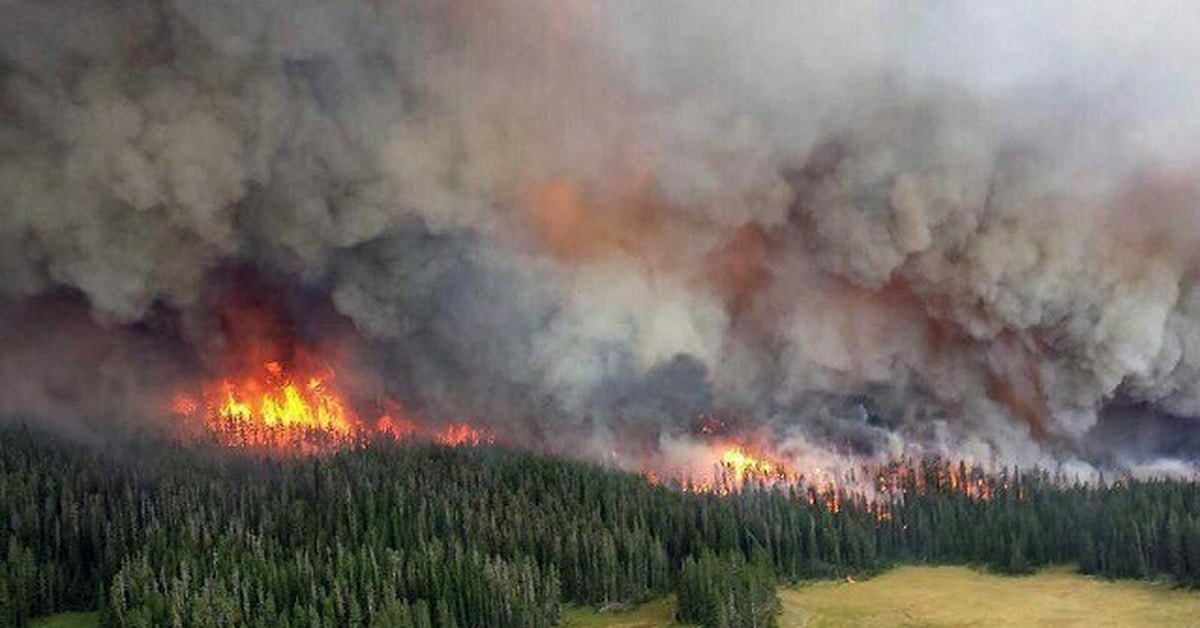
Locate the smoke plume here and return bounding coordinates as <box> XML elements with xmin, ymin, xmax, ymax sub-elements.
<box><xmin>4</xmin><ymin>0</ymin><xmax>1200</xmax><ymax>473</ymax></box>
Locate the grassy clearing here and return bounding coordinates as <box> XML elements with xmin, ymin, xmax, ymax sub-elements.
<box><xmin>30</xmin><ymin>612</ymin><xmax>99</xmax><ymax>628</ymax></box>
<box><xmin>782</xmin><ymin>565</ymin><xmax>1200</xmax><ymax>627</ymax></box>
<box><xmin>563</xmin><ymin>597</ymin><xmax>683</xmax><ymax>627</ymax></box>
<box><xmin>570</xmin><ymin>566</ymin><xmax>1200</xmax><ymax>627</ymax></box>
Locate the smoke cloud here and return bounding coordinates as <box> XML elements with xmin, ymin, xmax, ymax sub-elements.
<box><xmin>4</xmin><ymin>0</ymin><xmax>1200</xmax><ymax>473</ymax></box>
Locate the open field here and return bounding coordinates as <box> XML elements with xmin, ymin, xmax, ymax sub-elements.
<box><xmin>784</xmin><ymin>566</ymin><xmax>1200</xmax><ymax>627</ymax></box>
<box><xmin>569</xmin><ymin>566</ymin><xmax>1200</xmax><ymax>627</ymax></box>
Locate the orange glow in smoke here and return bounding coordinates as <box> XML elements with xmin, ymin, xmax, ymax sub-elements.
<box><xmin>523</xmin><ymin>178</ymin><xmax>671</xmax><ymax>265</ymax></box>
<box><xmin>375</xmin><ymin>413</ymin><xmax>418</xmax><ymax>441</ymax></box>
<box><xmin>435</xmin><ymin>423</ymin><xmax>495</xmax><ymax>447</ymax></box>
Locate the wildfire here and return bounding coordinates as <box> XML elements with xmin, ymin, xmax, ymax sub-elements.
<box><xmin>720</xmin><ymin>447</ymin><xmax>779</xmax><ymax>481</ymax></box>
<box><xmin>670</xmin><ymin>444</ymin><xmax>796</xmax><ymax>495</ymax></box>
<box><xmin>375</xmin><ymin>413</ymin><xmax>418</xmax><ymax>440</ymax></box>
<box><xmin>170</xmin><ymin>294</ymin><xmax>498</xmax><ymax>453</ymax></box>
<box><xmin>173</xmin><ymin>360</ymin><xmax>496</xmax><ymax>453</ymax></box>
<box><xmin>436</xmin><ymin>423</ymin><xmax>495</xmax><ymax>447</ymax></box>
<box><xmin>172</xmin><ymin>360</ymin><xmax>359</xmax><ymax>450</ymax></box>
<box><xmin>641</xmin><ymin>436</ymin><xmax>865</xmax><ymax>514</ymax></box>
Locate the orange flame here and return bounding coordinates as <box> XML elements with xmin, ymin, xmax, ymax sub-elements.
<box><xmin>375</xmin><ymin>414</ymin><xmax>418</xmax><ymax>440</ymax></box>
<box><xmin>173</xmin><ymin>360</ymin><xmax>359</xmax><ymax>450</ymax></box>
<box><xmin>670</xmin><ymin>444</ymin><xmax>796</xmax><ymax>495</ymax></box>
<box><xmin>720</xmin><ymin>447</ymin><xmax>777</xmax><ymax>481</ymax></box>
<box><xmin>169</xmin><ymin>296</ymin><xmax>497</xmax><ymax>453</ymax></box>
<box><xmin>435</xmin><ymin>423</ymin><xmax>496</xmax><ymax>447</ymax></box>
<box><xmin>174</xmin><ymin>368</ymin><xmax>500</xmax><ymax>453</ymax></box>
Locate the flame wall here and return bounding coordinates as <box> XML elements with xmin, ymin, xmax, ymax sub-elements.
<box><xmin>3</xmin><ymin>0</ymin><xmax>1200</xmax><ymax>474</ymax></box>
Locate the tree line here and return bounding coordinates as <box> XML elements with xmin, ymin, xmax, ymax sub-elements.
<box><xmin>4</xmin><ymin>425</ymin><xmax>1200</xmax><ymax>627</ymax></box>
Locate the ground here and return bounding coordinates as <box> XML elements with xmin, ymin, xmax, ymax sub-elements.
<box><xmin>29</xmin><ymin>612</ymin><xmax>99</xmax><ymax>628</ymax></box>
<box><xmin>564</xmin><ymin>598</ymin><xmax>681</xmax><ymax>627</ymax></box>
<box><xmin>567</xmin><ymin>566</ymin><xmax>1200</xmax><ymax>627</ymax></box>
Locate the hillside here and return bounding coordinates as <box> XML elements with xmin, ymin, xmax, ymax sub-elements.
<box><xmin>6</xmin><ymin>426</ymin><xmax>1200</xmax><ymax>627</ymax></box>
<box><xmin>36</xmin><ymin>566</ymin><xmax>1200</xmax><ymax>628</ymax></box>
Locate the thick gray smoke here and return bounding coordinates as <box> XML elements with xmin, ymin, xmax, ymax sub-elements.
<box><xmin>4</xmin><ymin>0</ymin><xmax>1200</xmax><ymax>474</ymax></box>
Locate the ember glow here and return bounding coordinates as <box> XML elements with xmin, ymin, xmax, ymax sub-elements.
<box><xmin>635</xmin><ymin>434</ymin><xmax>1010</xmax><ymax>516</ymax></box>
<box><xmin>373</xmin><ymin>414</ymin><xmax>496</xmax><ymax>448</ymax></box>
<box><xmin>436</xmin><ymin>423</ymin><xmax>495</xmax><ymax>447</ymax></box>
<box><xmin>375</xmin><ymin>414</ymin><xmax>418</xmax><ymax>441</ymax></box>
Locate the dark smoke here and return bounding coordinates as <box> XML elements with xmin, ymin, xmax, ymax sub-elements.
<box><xmin>3</xmin><ymin>0</ymin><xmax>1200</xmax><ymax>475</ymax></box>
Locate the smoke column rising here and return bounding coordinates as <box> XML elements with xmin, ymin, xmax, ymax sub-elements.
<box><xmin>3</xmin><ymin>0</ymin><xmax>1200</xmax><ymax>474</ymax></box>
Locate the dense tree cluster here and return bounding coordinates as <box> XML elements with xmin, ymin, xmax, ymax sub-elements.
<box><xmin>4</xmin><ymin>426</ymin><xmax>1200</xmax><ymax>627</ymax></box>
<box><xmin>677</xmin><ymin>550</ymin><xmax>778</xmax><ymax>627</ymax></box>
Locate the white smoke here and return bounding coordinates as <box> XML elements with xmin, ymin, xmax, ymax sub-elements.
<box><xmin>3</xmin><ymin>0</ymin><xmax>1200</xmax><ymax>472</ymax></box>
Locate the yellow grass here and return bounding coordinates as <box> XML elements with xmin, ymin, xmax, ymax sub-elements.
<box><xmin>782</xmin><ymin>566</ymin><xmax>1200</xmax><ymax>627</ymax></box>
<box><xmin>568</xmin><ymin>566</ymin><xmax>1200</xmax><ymax>627</ymax></box>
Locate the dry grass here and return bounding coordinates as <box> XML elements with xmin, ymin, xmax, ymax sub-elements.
<box><xmin>782</xmin><ymin>565</ymin><xmax>1200</xmax><ymax>627</ymax></box>
<box><xmin>567</xmin><ymin>566</ymin><xmax>1200</xmax><ymax>627</ymax></box>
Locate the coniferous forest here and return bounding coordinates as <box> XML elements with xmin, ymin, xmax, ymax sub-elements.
<box><xmin>5</xmin><ymin>425</ymin><xmax>1200</xmax><ymax>627</ymax></box>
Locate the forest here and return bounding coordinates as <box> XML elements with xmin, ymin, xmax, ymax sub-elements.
<box><xmin>4</xmin><ymin>424</ymin><xmax>1200</xmax><ymax>627</ymax></box>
